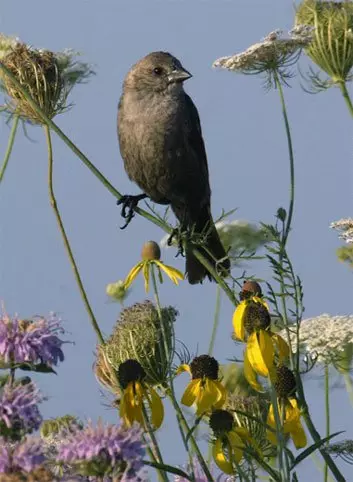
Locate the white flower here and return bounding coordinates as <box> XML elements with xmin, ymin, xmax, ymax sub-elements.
<box><xmin>213</xmin><ymin>28</ymin><xmax>312</xmax><ymax>75</ymax></box>
<box><xmin>331</xmin><ymin>218</ymin><xmax>353</xmax><ymax>244</ymax></box>
<box><xmin>281</xmin><ymin>314</ymin><xmax>353</xmax><ymax>365</ymax></box>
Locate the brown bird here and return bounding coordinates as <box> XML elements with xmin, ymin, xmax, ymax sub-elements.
<box><xmin>117</xmin><ymin>51</ymin><xmax>230</xmax><ymax>284</ymax></box>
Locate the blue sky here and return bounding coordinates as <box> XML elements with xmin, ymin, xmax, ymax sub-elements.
<box><xmin>0</xmin><ymin>1</ymin><xmax>352</xmax><ymax>479</ymax></box>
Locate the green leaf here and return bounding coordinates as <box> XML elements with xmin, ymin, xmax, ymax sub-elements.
<box><xmin>18</xmin><ymin>362</ymin><xmax>57</xmax><ymax>374</ymax></box>
<box><xmin>291</xmin><ymin>431</ymin><xmax>344</xmax><ymax>469</ymax></box>
<box><xmin>185</xmin><ymin>415</ymin><xmax>202</xmax><ymax>444</ymax></box>
<box><xmin>143</xmin><ymin>460</ymin><xmax>192</xmax><ymax>481</ymax></box>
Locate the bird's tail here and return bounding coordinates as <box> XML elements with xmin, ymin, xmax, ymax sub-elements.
<box><xmin>181</xmin><ymin>205</ymin><xmax>230</xmax><ymax>284</ymax></box>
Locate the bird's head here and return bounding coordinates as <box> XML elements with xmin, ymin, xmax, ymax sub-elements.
<box><xmin>123</xmin><ymin>51</ymin><xmax>192</xmax><ymax>94</ymax></box>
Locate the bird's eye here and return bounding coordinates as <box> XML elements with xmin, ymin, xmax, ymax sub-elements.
<box><xmin>153</xmin><ymin>67</ymin><xmax>163</xmax><ymax>76</ymax></box>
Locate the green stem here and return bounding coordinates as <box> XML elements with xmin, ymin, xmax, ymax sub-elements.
<box><xmin>268</xmin><ymin>381</ymin><xmax>286</xmax><ymax>481</ymax></box>
<box><xmin>0</xmin><ymin>63</ymin><xmax>240</xmax><ymax>312</ymax></box>
<box><xmin>343</xmin><ymin>371</ymin><xmax>353</xmax><ymax>407</ymax></box>
<box><xmin>324</xmin><ymin>365</ymin><xmax>330</xmax><ymax>482</ymax></box>
<box><xmin>274</xmin><ymin>72</ymin><xmax>295</xmax><ymax>247</ymax></box>
<box><xmin>338</xmin><ymin>81</ymin><xmax>353</xmax><ymax>118</ymax></box>
<box><xmin>0</xmin><ymin>115</ymin><xmax>19</xmax><ymax>183</ymax></box>
<box><xmin>208</xmin><ymin>285</ymin><xmax>222</xmax><ymax>356</ymax></box>
<box><xmin>297</xmin><ymin>376</ymin><xmax>345</xmax><ymax>482</ymax></box>
<box><xmin>168</xmin><ymin>394</ymin><xmax>214</xmax><ymax>482</ymax></box>
<box><xmin>44</xmin><ymin>125</ymin><xmax>105</xmax><ymax>345</ymax></box>
<box><xmin>142</xmin><ymin>408</ymin><xmax>169</xmax><ymax>482</ymax></box>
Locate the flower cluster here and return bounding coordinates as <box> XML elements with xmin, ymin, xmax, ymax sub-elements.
<box><xmin>281</xmin><ymin>313</ymin><xmax>353</xmax><ymax>367</ymax></box>
<box><xmin>0</xmin><ymin>381</ymin><xmax>43</xmax><ymax>439</ymax></box>
<box><xmin>331</xmin><ymin>218</ymin><xmax>353</xmax><ymax>244</ymax></box>
<box><xmin>0</xmin><ymin>437</ymin><xmax>45</xmax><ymax>473</ymax></box>
<box><xmin>57</xmin><ymin>420</ymin><xmax>146</xmax><ymax>480</ymax></box>
<box><xmin>0</xmin><ymin>34</ymin><xmax>94</xmax><ymax>123</ymax></box>
<box><xmin>0</xmin><ymin>313</ymin><xmax>66</xmax><ymax>367</ymax></box>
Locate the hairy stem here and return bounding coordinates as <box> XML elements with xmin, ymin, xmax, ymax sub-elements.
<box><xmin>44</xmin><ymin>125</ymin><xmax>104</xmax><ymax>344</ymax></box>
<box><xmin>0</xmin><ymin>115</ymin><xmax>19</xmax><ymax>183</ymax></box>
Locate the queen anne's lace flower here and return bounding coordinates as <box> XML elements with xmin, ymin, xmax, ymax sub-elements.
<box><xmin>331</xmin><ymin>218</ymin><xmax>353</xmax><ymax>244</ymax></box>
<box><xmin>281</xmin><ymin>314</ymin><xmax>353</xmax><ymax>365</ymax></box>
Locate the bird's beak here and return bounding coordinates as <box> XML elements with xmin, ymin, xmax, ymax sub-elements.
<box><xmin>167</xmin><ymin>68</ymin><xmax>192</xmax><ymax>84</ymax></box>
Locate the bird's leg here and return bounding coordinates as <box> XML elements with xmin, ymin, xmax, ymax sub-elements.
<box><xmin>117</xmin><ymin>193</ymin><xmax>148</xmax><ymax>229</ymax></box>
<box><xmin>167</xmin><ymin>206</ymin><xmax>188</xmax><ymax>257</ymax></box>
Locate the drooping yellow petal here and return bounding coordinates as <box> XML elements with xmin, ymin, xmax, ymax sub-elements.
<box><xmin>155</xmin><ymin>261</ymin><xmax>184</xmax><ymax>285</ymax></box>
<box><xmin>120</xmin><ymin>382</ymin><xmax>144</xmax><ymax>426</ymax></box>
<box><xmin>272</xmin><ymin>333</ymin><xmax>290</xmax><ymax>362</ymax></box>
<box><xmin>142</xmin><ymin>262</ymin><xmax>150</xmax><ymax>293</ymax></box>
<box><xmin>212</xmin><ymin>380</ymin><xmax>227</xmax><ymax>409</ymax></box>
<box><xmin>144</xmin><ymin>385</ymin><xmax>164</xmax><ymax>429</ymax></box>
<box><xmin>213</xmin><ymin>437</ymin><xmax>234</xmax><ymax>475</ymax></box>
<box><xmin>195</xmin><ymin>379</ymin><xmax>225</xmax><ymax>415</ymax></box>
<box><xmin>176</xmin><ymin>364</ymin><xmax>191</xmax><ymax>376</ymax></box>
<box><xmin>289</xmin><ymin>420</ymin><xmax>307</xmax><ymax>449</ymax></box>
<box><xmin>243</xmin><ymin>348</ymin><xmax>263</xmax><ymax>392</ymax></box>
<box><xmin>124</xmin><ymin>262</ymin><xmax>144</xmax><ymax>289</ymax></box>
<box><xmin>227</xmin><ymin>431</ymin><xmax>245</xmax><ymax>463</ymax></box>
<box><xmin>181</xmin><ymin>379</ymin><xmax>201</xmax><ymax>407</ymax></box>
<box><xmin>246</xmin><ymin>331</ymin><xmax>274</xmax><ymax>377</ymax></box>
<box><xmin>232</xmin><ymin>301</ymin><xmax>247</xmax><ymax>341</ymax></box>
<box><xmin>266</xmin><ymin>403</ymin><xmax>279</xmax><ymax>446</ymax></box>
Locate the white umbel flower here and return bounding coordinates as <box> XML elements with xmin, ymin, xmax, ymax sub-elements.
<box><xmin>331</xmin><ymin>218</ymin><xmax>353</xmax><ymax>244</ymax></box>
<box><xmin>282</xmin><ymin>314</ymin><xmax>353</xmax><ymax>365</ymax></box>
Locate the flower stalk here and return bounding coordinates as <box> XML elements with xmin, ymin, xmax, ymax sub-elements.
<box><xmin>0</xmin><ymin>115</ymin><xmax>19</xmax><ymax>184</ymax></box>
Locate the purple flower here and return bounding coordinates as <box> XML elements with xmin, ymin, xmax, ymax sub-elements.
<box><xmin>0</xmin><ymin>436</ymin><xmax>46</xmax><ymax>473</ymax></box>
<box><xmin>57</xmin><ymin>421</ymin><xmax>146</xmax><ymax>481</ymax></box>
<box><xmin>0</xmin><ymin>382</ymin><xmax>43</xmax><ymax>437</ymax></box>
<box><xmin>0</xmin><ymin>313</ymin><xmax>66</xmax><ymax>366</ymax></box>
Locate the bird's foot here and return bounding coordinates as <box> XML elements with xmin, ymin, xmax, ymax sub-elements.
<box><xmin>117</xmin><ymin>193</ymin><xmax>148</xmax><ymax>229</ymax></box>
<box><xmin>167</xmin><ymin>227</ymin><xmax>187</xmax><ymax>257</ymax></box>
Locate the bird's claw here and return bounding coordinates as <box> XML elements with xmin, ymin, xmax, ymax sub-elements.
<box><xmin>167</xmin><ymin>228</ymin><xmax>185</xmax><ymax>258</ymax></box>
<box><xmin>117</xmin><ymin>194</ymin><xmax>147</xmax><ymax>229</ymax></box>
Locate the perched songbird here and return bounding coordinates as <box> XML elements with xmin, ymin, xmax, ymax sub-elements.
<box><xmin>117</xmin><ymin>51</ymin><xmax>230</xmax><ymax>284</ymax></box>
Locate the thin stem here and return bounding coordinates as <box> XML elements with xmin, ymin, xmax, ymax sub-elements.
<box><xmin>343</xmin><ymin>372</ymin><xmax>353</xmax><ymax>407</ymax></box>
<box><xmin>324</xmin><ymin>365</ymin><xmax>330</xmax><ymax>482</ymax></box>
<box><xmin>44</xmin><ymin>125</ymin><xmax>105</xmax><ymax>344</ymax></box>
<box><xmin>268</xmin><ymin>382</ymin><xmax>285</xmax><ymax>481</ymax></box>
<box><xmin>168</xmin><ymin>393</ymin><xmax>214</xmax><ymax>482</ymax></box>
<box><xmin>142</xmin><ymin>407</ymin><xmax>169</xmax><ymax>482</ymax></box>
<box><xmin>338</xmin><ymin>81</ymin><xmax>353</xmax><ymax>117</ymax></box>
<box><xmin>274</xmin><ymin>72</ymin><xmax>295</xmax><ymax>247</ymax></box>
<box><xmin>0</xmin><ymin>115</ymin><xmax>19</xmax><ymax>183</ymax></box>
<box><xmin>208</xmin><ymin>285</ymin><xmax>222</xmax><ymax>356</ymax></box>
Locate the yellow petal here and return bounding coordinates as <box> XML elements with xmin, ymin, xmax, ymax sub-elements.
<box><xmin>142</xmin><ymin>262</ymin><xmax>150</xmax><ymax>293</ymax></box>
<box><xmin>232</xmin><ymin>301</ymin><xmax>247</xmax><ymax>341</ymax></box>
<box><xmin>289</xmin><ymin>420</ymin><xmax>307</xmax><ymax>449</ymax></box>
<box><xmin>213</xmin><ymin>437</ymin><xmax>234</xmax><ymax>475</ymax></box>
<box><xmin>253</xmin><ymin>296</ymin><xmax>269</xmax><ymax>311</ymax></box>
<box><xmin>212</xmin><ymin>380</ymin><xmax>227</xmax><ymax>409</ymax></box>
<box><xmin>272</xmin><ymin>333</ymin><xmax>290</xmax><ymax>362</ymax></box>
<box><xmin>247</xmin><ymin>331</ymin><xmax>274</xmax><ymax>377</ymax></box>
<box><xmin>155</xmin><ymin>261</ymin><xmax>184</xmax><ymax>285</ymax></box>
<box><xmin>243</xmin><ymin>348</ymin><xmax>263</xmax><ymax>392</ymax></box>
<box><xmin>266</xmin><ymin>404</ymin><xmax>278</xmax><ymax>446</ymax></box>
<box><xmin>181</xmin><ymin>379</ymin><xmax>200</xmax><ymax>407</ymax></box>
<box><xmin>124</xmin><ymin>262</ymin><xmax>143</xmax><ymax>289</ymax></box>
<box><xmin>227</xmin><ymin>431</ymin><xmax>244</xmax><ymax>463</ymax></box>
<box><xmin>176</xmin><ymin>364</ymin><xmax>191</xmax><ymax>376</ymax></box>
<box><xmin>120</xmin><ymin>382</ymin><xmax>144</xmax><ymax>426</ymax></box>
<box><xmin>144</xmin><ymin>385</ymin><xmax>164</xmax><ymax>429</ymax></box>
<box><xmin>195</xmin><ymin>379</ymin><xmax>225</xmax><ymax>415</ymax></box>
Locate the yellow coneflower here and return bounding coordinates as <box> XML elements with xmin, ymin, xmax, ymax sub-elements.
<box><xmin>178</xmin><ymin>355</ymin><xmax>226</xmax><ymax>416</ymax></box>
<box><xmin>118</xmin><ymin>359</ymin><xmax>164</xmax><ymax>430</ymax></box>
<box><xmin>123</xmin><ymin>241</ymin><xmax>183</xmax><ymax>293</ymax></box>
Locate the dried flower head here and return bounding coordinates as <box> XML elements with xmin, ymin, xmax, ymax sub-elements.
<box><xmin>0</xmin><ymin>312</ymin><xmax>66</xmax><ymax>367</ymax></box>
<box><xmin>281</xmin><ymin>313</ymin><xmax>353</xmax><ymax>368</ymax></box>
<box><xmin>57</xmin><ymin>420</ymin><xmax>146</xmax><ymax>480</ymax></box>
<box><xmin>0</xmin><ymin>381</ymin><xmax>43</xmax><ymax>440</ymax></box>
<box><xmin>100</xmin><ymin>301</ymin><xmax>177</xmax><ymax>386</ymax></box>
<box><xmin>296</xmin><ymin>0</ymin><xmax>353</xmax><ymax>89</ymax></box>
<box><xmin>331</xmin><ymin>218</ymin><xmax>353</xmax><ymax>244</ymax></box>
<box><xmin>213</xmin><ymin>28</ymin><xmax>312</xmax><ymax>87</ymax></box>
<box><xmin>0</xmin><ymin>34</ymin><xmax>20</xmax><ymax>60</ymax></box>
<box><xmin>0</xmin><ymin>35</ymin><xmax>94</xmax><ymax>123</ymax></box>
